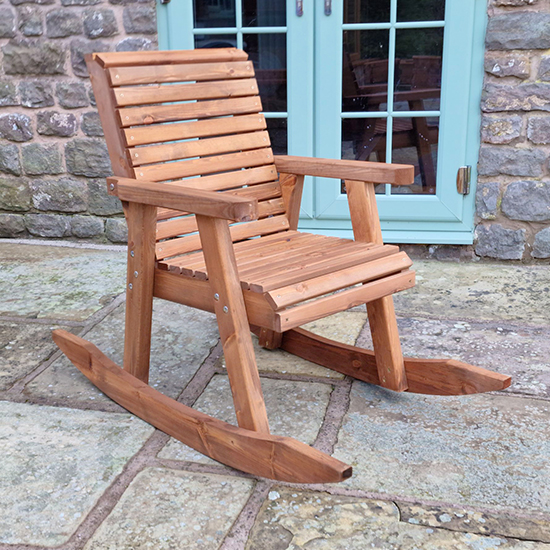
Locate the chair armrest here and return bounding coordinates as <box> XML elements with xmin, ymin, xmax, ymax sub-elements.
<box><xmin>274</xmin><ymin>155</ymin><xmax>414</xmax><ymax>186</ymax></box>
<box><xmin>107</xmin><ymin>177</ymin><xmax>258</xmax><ymax>223</ymax></box>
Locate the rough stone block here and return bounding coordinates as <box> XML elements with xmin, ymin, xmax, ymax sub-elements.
<box><xmin>71</xmin><ymin>215</ymin><xmax>104</xmax><ymax>237</ymax></box>
<box><xmin>486</xmin><ymin>12</ymin><xmax>550</xmax><ymax>50</ymax></box>
<box><xmin>123</xmin><ymin>6</ymin><xmax>156</xmax><ymax>34</ymax></box>
<box><xmin>0</xmin><ymin>7</ymin><xmax>16</xmax><ymax>37</ymax></box>
<box><xmin>56</xmin><ymin>80</ymin><xmax>88</xmax><ymax>108</ymax></box>
<box><xmin>87</xmin><ymin>178</ymin><xmax>122</xmax><ymax>215</ymax></box>
<box><xmin>18</xmin><ymin>6</ymin><xmax>43</xmax><ymax>36</ymax></box>
<box><xmin>81</xmin><ymin>111</ymin><xmax>103</xmax><ymax>136</ymax></box>
<box><xmin>22</xmin><ymin>143</ymin><xmax>63</xmax><ymax>175</ymax></box>
<box><xmin>0</xmin><ymin>214</ymin><xmax>25</xmax><ymax>237</ymax></box>
<box><xmin>31</xmin><ymin>177</ymin><xmax>88</xmax><ymax>212</ymax></box>
<box><xmin>482</xmin><ymin>83</ymin><xmax>550</xmax><ymax>112</ymax></box>
<box><xmin>25</xmin><ymin>213</ymin><xmax>71</xmax><ymax>237</ymax></box>
<box><xmin>0</xmin><ymin>113</ymin><xmax>32</xmax><ymax>142</ymax></box>
<box><xmin>116</xmin><ymin>36</ymin><xmax>153</xmax><ymax>51</ymax></box>
<box><xmin>10</xmin><ymin>0</ymin><xmax>54</xmax><ymax>5</ymax></box>
<box><xmin>538</xmin><ymin>56</ymin><xmax>550</xmax><ymax>82</ymax></box>
<box><xmin>70</xmin><ymin>38</ymin><xmax>109</xmax><ymax>78</ymax></box>
<box><xmin>478</xmin><ymin>146</ymin><xmax>545</xmax><ymax>177</ymax></box>
<box><xmin>502</xmin><ymin>180</ymin><xmax>550</xmax><ymax>222</ymax></box>
<box><xmin>37</xmin><ymin>110</ymin><xmax>78</xmax><ymax>137</ymax></box>
<box><xmin>475</xmin><ymin>181</ymin><xmax>500</xmax><ymax>220</ymax></box>
<box><xmin>62</xmin><ymin>0</ymin><xmax>101</xmax><ymax>5</ymax></box>
<box><xmin>0</xmin><ymin>143</ymin><xmax>21</xmax><ymax>176</ymax></box>
<box><xmin>45</xmin><ymin>8</ymin><xmax>82</xmax><ymax>38</ymax></box>
<box><xmin>475</xmin><ymin>223</ymin><xmax>525</xmax><ymax>260</ymax></box>
<box><xmin>2</xmin><ymin>39</ymin><xmax>66</xmax><ymax>75</ymax></box>
<box><xmin>484</xmin><ymin>52</ymin><xmax>529</xmax><ymax>79</ymax></box>
<box><xmin>19</xmin><ymin>80</ymin><xmax>53</xmax><ymax>108</ymax></box>
<box><xmin>0</xmin><ymin>80</ymin><xmax>19</xmax><ymax>106</ymax></box>
<box><xmin>533</xmin><ymin>227</ymin><xmax>550</xmax><ymax>259</ymax></box>
<box><xmin>527</xmin><ymin>117</ymin><xmax>550</xmax><ymax>144</ymax></box>
<box><xmin>481</xmin><ymin>115</ymin><xmax>522</xmax><ymax>144</ymax></box>
<box><xmin>105</xmin><ymin>217</ymin><xmax>127</xmax><ymax>242</ymax></box>
<box><xmin>83</xmin><ymin>8</ymin><xmax>118</xmax><ymax>38</ymax></box>
<box><xmin>494</xmin><ymin>0</ymin><xmax>537</xmax><ymax>4</ymax></box>
<box><xmin>65</xmin><ymin>138</ymin><xmax>112</xmax><ymax>177</ymax></box>
<box><xmin>0</xmin><ymin>177</ymin><xmax>30</xmax><ymax>210</ymax></box>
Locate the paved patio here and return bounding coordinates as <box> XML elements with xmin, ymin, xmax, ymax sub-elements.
<box><xmin>1</xmin><ymin>239</ymin><xmax>550</xmax><ymax>549</ymax></box>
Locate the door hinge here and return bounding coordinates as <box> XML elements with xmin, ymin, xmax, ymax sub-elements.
<box><xmin>456</xmin><ymin>166</ymin><xmax>471</xmax><ymax>195</ymax></box>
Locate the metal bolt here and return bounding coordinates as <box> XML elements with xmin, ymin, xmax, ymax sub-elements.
<box><xmin>223</xmin><ymin>306</ymin><xmax>229</xmax><ymax>314</ymax></box>
<box><xmin>109</xmin><ymin>183</ymin><xmax>115</xmax><ymax>190</ymax></box>
<box><xmin>134</xmin><ymin>271</ymin><xmax>139</xmax><ymax>278</ymax></box>
<box><xmin>130</xmin><ymin>250</ymin><xmax>134</xmax><ymax>257</ymax></box>
<box><xmin>128</xmin><ymin>283</ymin><xmax>133</xmax><ymax>289</ymax></box>
<box><xmin>214</xmin><ymin>293</ymin><xmax>220</xmax><ymax>301</ymax></box>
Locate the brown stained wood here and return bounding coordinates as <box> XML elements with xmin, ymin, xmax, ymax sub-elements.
<box><xmin>108</xmin><ymin>60</ymin><xmax>255</xmax><ymax>86</ymax></box>
<box><xmin>196</xmin><ymin>215</ymin><xmax>270</xmax><ymax>433</ymax></box>
<box><xmin>280</xmin><ymin>172</ymin><xmax>305</xmax><ymax>230</ymax></box>
<box><xmin>119</xmin><ymin>96</ymin><xmax>262</xmax><ymax>127</ymax></box>
<box><xmin>114</xmin><ymin>78</ymin><xmax>259</xmax><ymax>107</ymax></box>
<box><xmin>274</xmin><ymin>155</ymin><xmax>414</xmax><ymax>186</ymax></box>
<box><xmin>123</xmin><ymin>202</ymin><xmax>157</xmax><ymax>383</ymax></box>
<box><xmin>258</xmin><ymin>328</ymin><xmax>283</xmax><ymax>350</ymax></box>
<box><xmin>53</xmin><ymin>330</ymin><xmax>352</xmax><ymax>483</ymax></box>
<box><xmin>272</xmin><ymin>328</ymin><xmax>511</xmax><ymax>396</ymax></box>
<box><xmin>125</xmin><ymin>114</ymin><xmax>267</xmax><ymax>147</ymax></box>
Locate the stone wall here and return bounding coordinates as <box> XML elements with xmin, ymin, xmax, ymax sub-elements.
<box><xmin>476</xmin><ymin>0</ymin><xmax>550</xmax><ymax>260</ymax></box>
<box><xmin>0</xmin><ymin>0</ymin><xmax>157</xmax><ymax>243</ymax></box>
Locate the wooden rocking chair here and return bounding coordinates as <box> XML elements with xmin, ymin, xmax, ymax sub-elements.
<box><xmin>53</xmin><ymin>48</ymin><xmax>511</xmax><ymax>484</ymax></box>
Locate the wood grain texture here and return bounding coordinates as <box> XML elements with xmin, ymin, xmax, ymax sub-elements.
<box><xmin>280</xmin><ymin>172</ymin><xmax>304</xmax><ymax>230</ymax></box>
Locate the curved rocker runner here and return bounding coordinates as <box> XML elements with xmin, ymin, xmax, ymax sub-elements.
<box><xmin>54</xmin><ymin>49</ymin><xmax>511</xmax><ymax>484</ymax></box>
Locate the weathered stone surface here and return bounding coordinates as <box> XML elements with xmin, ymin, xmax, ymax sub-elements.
<box><xmin>533</xmin><ymin>227</ymin><xmax>550</xmax><ymax>259</ymax></box>
<box><xmin>123</xmin><ymin>5</ymin><xmax>156</xmax><ymax>34</ymax></box>
<box><xmin>494</xmin><ymin>0</ymin><xmax>537</xmax><ymax>4</ymax></box>
<box><xmin>27</xmin><ymin>299</ymin><xmax>218</xmax><ymax>405</ymax></box>
<box><xmin>527</xmin><ymin>117</ymin><xmax>550</xmax><ymax>144</ymax></box>
<box><xmin>478</xmin><ymin>146</ymin><xmax>545</xmax><ymax>177</ymax></box>
<box><xmin>65</xmin><ymin>138</ymin><xmax>112</xmax><ymax>177</ymax></box>
<box><xmin>18</xmin><ymin>6</ymin><xmax>43</xmax><ymax>36</ymax></box>
<box><xmin>0</xmin><ymin>7</ymin><xmax>16</xmax><ymax>37</ymax></box>
<box><xmin>0</xmin><ymin>113</ymin><xmax>32</xmax><ymax>142</ymax></box>
<box><xmin>538</xmin><ymin>56</ymin><xmax>550</xmax><ymax>81</ymax></box>
<box><xmin>0</xmin><ymin>214</ymin><xmax>25</xmax><ymax>237</ymax></box>
<box><xmin>0</xmin><ymin>143</ymin><xmax>21</xmax><ymax>176</ymax></box>
<box><xmin>22</xmin><ymin>143</ymin><xmax>63</xmax><ymax>175</ymax></box>
<box><xmin>0</xmin><ymin>242</ymin><xmax>126</xmax><ymax>319</ymax></box>
<box><xmin>2</xmin><ymin>39</ymin><xmax>66</xmax><ymax>75</ymax></box>
<box><xmin>83</xmin><ymin>8</ymin><xmax>118</xmax><ymax>38</ymax></box>
<box><xmin>482</xmin><ymin>83</ymin><xmax>550</xmax><ymax>112</ymax></box>
<box><xmin>25</xmin><ymin>213</ymin><xmax>70</xmax><ymax>237</ymax></box>
<box><xmin>56</xmin><ymin>81</ymin><xmax>89</xmax><ymax>108</ymax></box>
<box><xmin>62</xmin><ymin>0</ymin><xmax>101</xmax><ymax>5</ymax></box>
<box><xmin>19</xmin><ymin>80</ymin><xmax>53</xmax><ymax>108</ymax></box>
<box><xmin>10</xmin><ymin>0</ymin><xmax>54</xmax><ymax>5</ymax></box>
<box><xmin>84</xmin><ymin>469</ymin><xmax>254</xmax><ymax>550</ymax></box>
<box><xmin>37</xmin><ymin>110</ymin><xmax>78</xmax><ymax>137</ymax></box>
<box><xmin>105</xmin><ymin>217</ymin><xmax>127</xmax><ymax>242</ymax></box>
<box><xmin>475</xmin><ymin>181</ymin><xmax>499</xmax><ymax>220</ymax></box>
<box><xmin>481</xmin><ymin>115</ymin><xmax>522</xmax><ymax>144</ymax></box>
<box><xmin>484</xmin><ymin>52</ymin><xmax>529</xmax><ymax>79</ymax></box>
<box><xmin>0</xmin><ymin>401</ymin><xmax>154</xmax><ymax>546</ymax></box>
<box><xmin>70</xmin><ymin>215</ymin><xmax>104</xmax><ymax>237</ymax></box>
<box><xmin>475</xmin><ymin>224</ymin><xmax>525</xmax><ymax>260</ymax></box>
<box><xmin>70</xmin><ymin>38</ymin><xmax>109</xmax><ymax>77</ymax></box>
<box><xmin>502</xmin><ymin>181</ymin><xmax>550</xmax><ymax>222</ymax></box>
<box><xmin>81</xmin><ymin>111</ymin><xmax>103</xmax><ymax>136</ymax></box>
<box><xmin>87</xmin><ymin>178</ymin><xmax>122</xmax><ymax>215</ymax></box>
<box><xmin>31</xmin><ymin>177</ymin><xmax>88</xmax><ymax>212</ymax></box>
<box><xmin>45</xmin><ymin>8</ymin><xmax>82</xmax><ymax>37</ymax></box>
<box><xmin>159</xmin><ymin>375</ymin><xmax>332</xmax><ymax>464</ymax></box>
<box><xmin>0</xmin><ymin>177</ymin><xmax>30</xmax><ymax>210</ymax></box>
<box><xmin>0</xmin><ymin>80</ymin><xmax>19</xmax><ymax>106</ymax></box>
<box><xmin>486</xmin><ymin>12</ymin><xmax>550</xmax><ymax>50</ymax></box>
<box><xmin>116</xmin><ymin>36</ymin><xmax>153</xmax><ymax>51</ymax></box>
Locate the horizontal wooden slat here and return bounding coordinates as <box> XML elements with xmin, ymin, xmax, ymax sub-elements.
<box><xmin>125</xmin><ymin>114</ymin><xmax>267</xmax><ymax>146</ymax></box>
<box><xmin>130</xmin><ymin>131</ymin><xmax>270</xmax><ymax>166</ymax></box>
<box><xmin>136</xmin><ymin>148</ymin><xmax>274</xmax><ymax>182</ymax></box>
<box><xmin>114</xmin><ymin>79</ymin><xmax>259</xmax><ymax>107</ymax></box>
<box><xmin>109</xmin><ymin>61</ymin><xmax>254</xmax><ymax>86</ymax></box>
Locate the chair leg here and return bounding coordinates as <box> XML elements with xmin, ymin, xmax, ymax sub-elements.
<box><xmin>258</xmin><ymin>328</ymin><xmax>283</xmax><ymax>350</ymax></box>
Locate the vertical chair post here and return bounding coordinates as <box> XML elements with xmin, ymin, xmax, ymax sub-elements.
<box><xmin>346</xmin><ymin>180</ymin><xmax>408</xmax><ymax>392</ymax></box>
<box><xmin>196</xmin><ymin>214</ymin><xmax>270</xmax><ymax>433</ymax></box>
<box><xmin>123</xmin><ymin>201</ymin><xmax>158</xmax><ymax>383</ymax></box>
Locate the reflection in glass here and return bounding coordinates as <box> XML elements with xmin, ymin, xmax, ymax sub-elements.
<box><xmin>194</xmin><ymin>34</ymin><xmax>237</xmax><ymax>50</ymax></box>
<box><xmin>344</xmin><ymin>0</ymin><xmax>390</xmax><ymax>24</ymax></box>
<box><xmin>391</xmin><ymin>117</ymin><xmax>439</xmax><ymax>194</ymax></box>
<box><xmin>243</xmin><ymin>0</ymin><xmax>285</xmax><ymax>27</ymax></box>
<box><xmin>397</xmin><ymin>0</ymin><xmax>445</xmax><ymax>22</ymax></box>
<box><xmin>266</xmin><ymin>118</ymin><xmax>287</xmax><ymax>155</ymax></box>
<box><xmin>194</xmin><ymin>0</ymin><xmax>236</xmax><ymax>28</ymax></box>
<box><xmin>244</xmin><ymin>33</ymin><xmax>287</xmax><ymax>112</ymax></box>
<box><xmin>342</xmin><ymin>30</ymin><xmax>389</xmax><ymax>112</ymax></box>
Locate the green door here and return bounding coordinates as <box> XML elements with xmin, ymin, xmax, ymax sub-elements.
<box><xmin>158</xmin><ymin>0</ymin><xmax>486</xmax><ymax>244</ymax></box>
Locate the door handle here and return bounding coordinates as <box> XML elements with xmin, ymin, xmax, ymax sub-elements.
<box><xmin>296</xmin><ymin>0</ymin><xmax>303</xmax><ymax>16</ymax></box>
<box><xmin>325</xmin><ymin>0</ymin><xmax>332</xmax><ymax>15</ymax></box>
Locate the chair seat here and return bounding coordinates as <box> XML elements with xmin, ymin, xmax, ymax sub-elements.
<box><xmin>158</xmin><ymin>230</ymin><xmax>412</xmax><ymax>310</ymax></box>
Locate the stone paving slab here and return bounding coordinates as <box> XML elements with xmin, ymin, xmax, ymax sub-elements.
<box><xmin>159</xmin><ymin>375</ymin><xmax>333</xmax><ymax>464</ymax></box>
<box><xmin>25</xmin><ymin>299</ymin><xmax>219</xmax><ymax>407</ymax></box>
<box><xmin>333</xmin><ymin>383</ymin><xmax>550</xmax><ymax>515</ymax></box>
<box><xmin>0</xmin><ymin>400</ymin><xmax>154</xmax><ymax>546</ymax></box>
<box><xmin>0</xmin><ymin>320</ymin><xmax>76</xmax><ymax>390</ymax></box>
<box><xmin>0</xmin><ymin>243</ymin><xmax>126</xmax><ymax>321</ymax></box>
<box><xmin>84</xmin><ymin>468</ymin><xmax>255</xmax><ymax>550</ymax></box>
<box><xmin>246</xmin><ymin>488</ymin><xmax>548</xmax><ymax>549</ymax></box>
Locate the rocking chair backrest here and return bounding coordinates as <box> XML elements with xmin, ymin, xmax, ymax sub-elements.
<box><xmin>86</xmin><ymin>48</ymin><xmax>288</xmax><ymax>261</ymax></box>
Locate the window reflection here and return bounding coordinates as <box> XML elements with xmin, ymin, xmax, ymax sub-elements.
<box><xmin>243</xmin><ymin>0</ymin><xmax>285</xmax><ymax>27</ymax></box>
<box><xmin>194</xmin><ymin>0</ymin><xmax>236</xmax><ymax>28</ymax></box>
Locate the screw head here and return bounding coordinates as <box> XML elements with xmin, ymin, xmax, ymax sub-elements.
<box><xmin>223</xmin><ymin>306</ymin><xmax>229</xmax><ymax>314</ymax></box>
<box><xmin>109</xmin><ymin>183</ymin><xmax>115</xmax><ymax>190</ymax></box>
<box><xmin>214</xmin><ymin>293</ymin><xmax>220</xmax><ymax>301</ymax></box>
<box><xmin>128</xmin><ymin>283</ymin><xmax>133</xmax><ymax>290</ymax></box>
<box><xmin>134</xmin><ymin>271</ymin><xmax>139</xmax><ymax>278</ymax></box>
<box><xmin>130</xmin><ymin>250</ymin><xmax>135</xmax><ymax>257</ymax></box>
